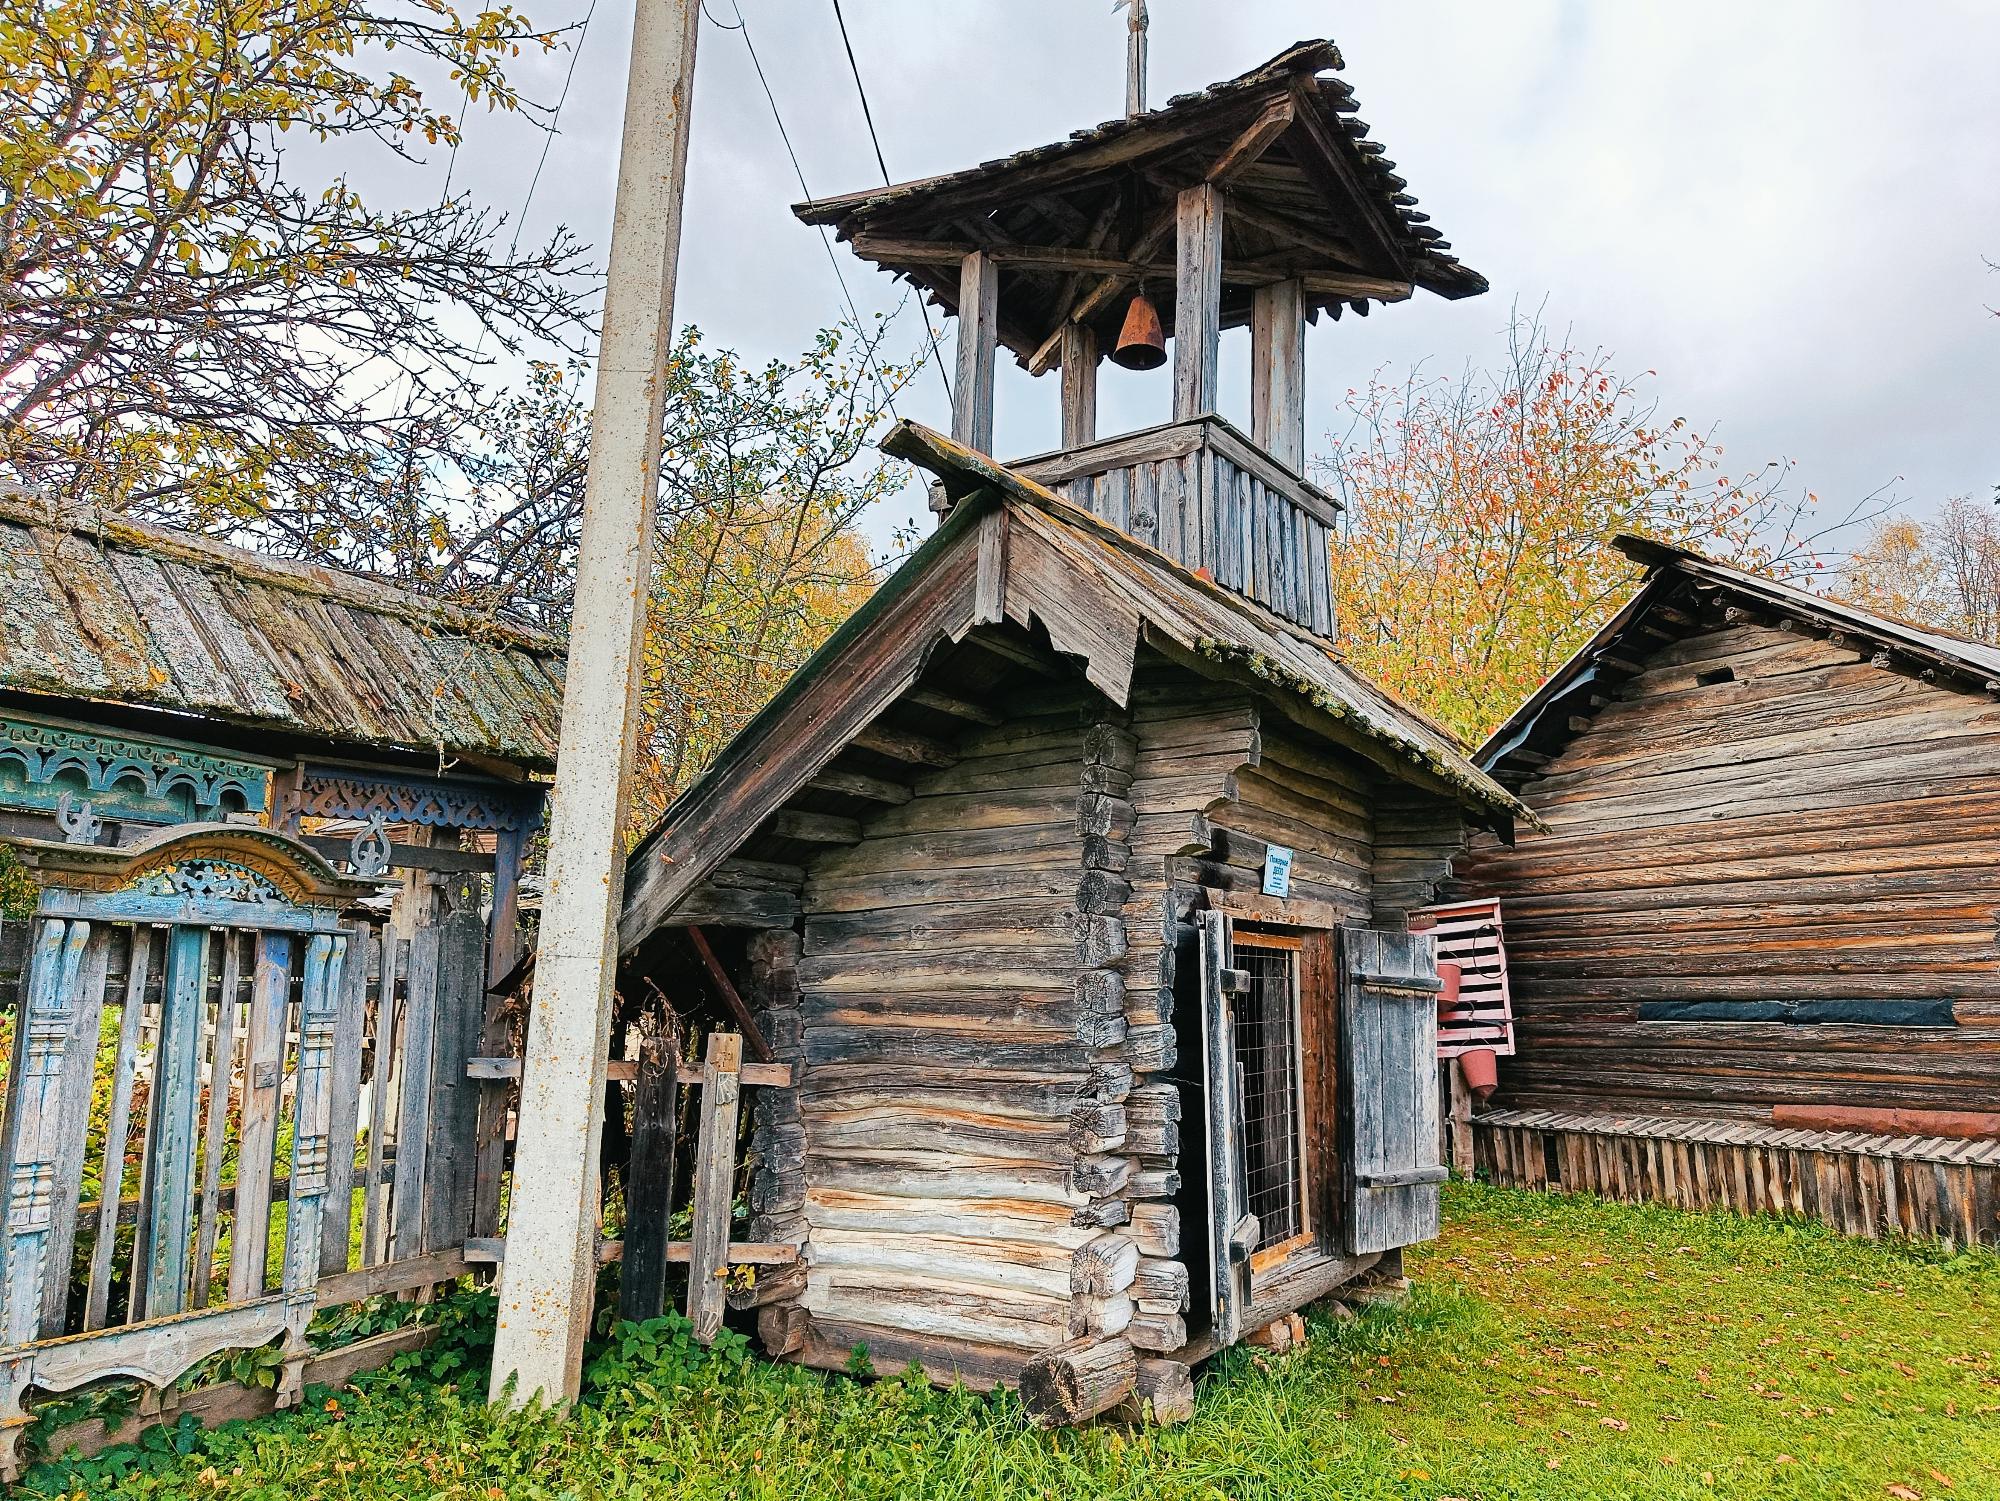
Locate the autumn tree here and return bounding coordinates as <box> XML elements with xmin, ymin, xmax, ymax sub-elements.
<box><xmin>0</xmin><ymin>0</ymin><xmax>591</xmax><ymax>524</ymax></box>
<box><xmin>1319</xmin><ymin>314</ymin><xmax>1817</xmax><ymax>744</ymax></box>
<box><xmin>1840</xmin><ymin>495</ymin><xmax>2000</xmax><ymax>644</ymax></box>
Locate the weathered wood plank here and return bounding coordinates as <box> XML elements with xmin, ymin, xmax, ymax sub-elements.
<box><xmin>389</xmin><ymin>924</ymin><xmax>440</xmax><ymax>1261</ymax></box>
<box><xmin>318</xmin><ymin>924</ymin><xmax>370</xmax><ymax>1278</ymax></box>
<box><xmin>618</xmin><ymin>1015</ymin><xmax>681</xmax><ymax>1321</ymax></box>
<box><xmin>1172</xmin><ymin>184</ymin><xmax>1223</xmax><ymax>420</ymax></box>
<box><xmin>85</xmin><ymin>927</ymin><xmax>154</xmax><ymax>1330</ymax></box>
<box><xmin>191</xmin><ymin>931</ymin><xmax>243</xmax><ymax>1309</ymax></box>
<box><xmin>686</xmin><ymin>1032</ymin><xmax>745</xmax><ymax>1342</ymax></box>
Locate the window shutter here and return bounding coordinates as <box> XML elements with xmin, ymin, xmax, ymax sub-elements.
<box><xmin>1198</xmin><ymin>909</ymin><xmax>1251</xmax><ymax>1345</ymax></box>
<box><xmin>1343</xmin><ymin>929</ymin><xmax>1447</xmax><ymax>1255</ymax></box>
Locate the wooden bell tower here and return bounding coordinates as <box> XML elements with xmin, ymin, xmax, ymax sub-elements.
<box><xmin>796</xmin><ymin>39</ymin><xmax>1485</xmax><ymax>638</ymax></box>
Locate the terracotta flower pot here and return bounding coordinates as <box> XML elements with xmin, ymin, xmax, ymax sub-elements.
<box><xmin>1458</xmin><ymin>1046</ymin><xmax>1500</xmax><ymax>1102</ymax></box>
<box><xmin>1435</xmin><ymin>961</ymin><xmax>1462</xmax><ymax>1009</ymax></box>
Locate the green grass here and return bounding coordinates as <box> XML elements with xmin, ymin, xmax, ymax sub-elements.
<box><xmin>28</xmin><ymin>1183</ymin><xmax>2000</xmax><ymax>1500</ymax></box>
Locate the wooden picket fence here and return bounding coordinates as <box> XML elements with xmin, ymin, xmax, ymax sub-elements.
<box><xmin>467</xmin><ymin>1029</ymin><xmax>795</xmax><ymax>1342</ymax></box>
<box><xmin>0</xmin><ymin>828</ymin><xmax>497</xmax><ymax>1479</ymax></box>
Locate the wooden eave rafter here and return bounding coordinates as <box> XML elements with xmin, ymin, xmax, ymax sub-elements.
<box><xmin>1281</xmin><ymin>79</ymin><xmax>1409</xmax><ymax>277</ymax></box>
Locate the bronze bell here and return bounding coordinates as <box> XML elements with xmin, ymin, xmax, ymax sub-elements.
<box><xmin>1110</xmin><ymin>291</ymin><xmax>1167</xmax><ymax>370</ymax></box>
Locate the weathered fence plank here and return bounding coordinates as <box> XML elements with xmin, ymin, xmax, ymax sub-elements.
<box><xmin>390</xmin><ymin>926</ymin><xmax>440</xmax><ymax>1262</ymax></box>
<box><xmin>423</xmin><ymin>906</ymin><xmax>486</xmax><ymax>1253</ymax></box>
<box><xmin>192</xmin><ymin>931</ymin><xmax>244</xmax><ymax>1309</ymax></box>
<box><xmin>37</xmin><ymin>926</ymin><xmax>110</xmax><ymax>1337</ymax></box>
<box><xmin>361</xmin><ymin>937</ymin><xmax>405</xmax><ymax>1267</ymax></box>
<box><xmin>319</xmin><ymin>922</ymin><xmax>371</xmax><ymax>1276</ymax></box>
<box><xmin>686</xmin><ymin>1032</ymin><xmax>744</xmax><ymax>1342</ymax></box>
<box><xmin>84</xmin><ymin>928</ymin><xmax>154</xmax><ymax>1330</ymax></box>
<box><xmin>618</xmin><ymin>1016</ymin><xmax>682</xmax><ymax>1321</ymax></box>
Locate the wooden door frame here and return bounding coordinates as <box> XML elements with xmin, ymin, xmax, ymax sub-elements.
<box><xmin>1218</xmin><ymin>920</ymin><xmax>1343</xmax><ymax>1297</ymax></box>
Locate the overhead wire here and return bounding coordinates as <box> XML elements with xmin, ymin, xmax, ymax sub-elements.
<box><xmin>828</xmin><ymin>0</ymin><xmax>955</xmax><ymax>409</ymax></box>
<box><xmin>727</xmin><ymin>0</ymin><xmax>902</xmax><ymax>416</ymax></box>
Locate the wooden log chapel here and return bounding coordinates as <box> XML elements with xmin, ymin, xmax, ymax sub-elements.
<box><xmin>616</xmin><ymin>41</ymin><xmax>1521</xmax><ymax>1423</ymax></box>
<box><xmin>1454</xmin><ymin>536</ymin><xmax>2000</xmax><ymax>1247</ymax></box>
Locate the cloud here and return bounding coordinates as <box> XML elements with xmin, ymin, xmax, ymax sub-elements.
<box><xmin>426</xmin><ymin>0</ymin><xmax>2000</xmax><ymax>550</ymax></box>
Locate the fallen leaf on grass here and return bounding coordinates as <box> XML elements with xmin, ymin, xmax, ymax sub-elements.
<box><xmin>1599</xmin><ymin>1418</ymin><xmax>1629</xmax><ymax>1431</ymax></box>
<box><xmin>1885</xmin><ymin>1486</ymin><xmax>1921</xmax><ymax>1500</ymax></box>
<box><xmin>1927</xmin><ymin>1469</ymin><xmax>1954</xmax><ymax>1490</ymax></box>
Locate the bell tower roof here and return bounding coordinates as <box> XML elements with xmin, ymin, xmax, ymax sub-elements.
<box><xmin>794</xmin><ymin>39</ymin><xmax>1485</xmax><ymax>372</ymax></box>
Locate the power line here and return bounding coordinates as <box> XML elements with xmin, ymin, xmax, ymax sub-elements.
<box><xmin>828</xmin><ymin>0</ymin><xmax>954</xmax><ymax>409</ymax></box>
<box><xmin>507</xmin><ymin>0</ymin><xmax>603</xmax><ymax>258</ymax></box>
<box><xmin>727</xmin><ymin>0</ymin><xmax>903</xmax><ymax>416</ymax></box>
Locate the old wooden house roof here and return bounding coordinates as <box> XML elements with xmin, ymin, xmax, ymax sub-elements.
<box><xmin>795</xmin><ymin>40</ymin><xmax>1484</xmax><ymax>371</ymax></box>
<box><xmin>620</xmin><ymin>420</ymin><xmax>1522</xmax><ymax>951</ymax></box>
<box><xmin>1479</xmin><ymin>533</ymin><xmax>2000</xmax><ymax>787</ymax></box>
<box><xmin>0</xmin><ymin>489</ymin><xmax>565</xmax><ymax>770</ymax></box>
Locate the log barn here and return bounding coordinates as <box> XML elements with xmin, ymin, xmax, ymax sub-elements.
<box><xmin>1455</xmin><ymin>535</ymin><xmax>2000</xmax><ymax>1246</ymax></box>
<box><xmin>615</xmin><ymin>41</ymin><xmax>1519</xmax><ymax>1423</ymax></box>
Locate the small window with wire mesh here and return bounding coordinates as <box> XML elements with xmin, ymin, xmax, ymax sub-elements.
<box><xmin>1233</xmin><ymin>933</ymin><xmax>1309</xmax><ymax>1256</ymax></box>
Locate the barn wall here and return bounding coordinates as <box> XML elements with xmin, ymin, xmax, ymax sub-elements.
<box><xmin>1457</xmin><ymin>619</ymin><xmax>2000</xmax><ymax>1118</ymax></box>
<box><xmin>790</xmin><ymin>684</ymin><xmax>1131</xmax><ymax>1378</ymax></box>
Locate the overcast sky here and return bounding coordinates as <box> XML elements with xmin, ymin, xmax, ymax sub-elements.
<box><xmin>423</xmin><ymin>1</ymin><xmax>2000</xmax><ymax>551</ymax></box>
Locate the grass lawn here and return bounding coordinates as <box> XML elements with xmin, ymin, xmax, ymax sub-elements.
<box><xmin>29</xmin><ymin>1182</ymin><xmax>2000</xmax><ymax>1500</ymax></box>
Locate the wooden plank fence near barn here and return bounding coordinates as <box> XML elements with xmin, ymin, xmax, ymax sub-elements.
<box><xmin>1475</xmin><ymin>1107</ymin><xmax>2000</xmax><ymax>1248</ymax></box>
<box><xmin>0</xmin><ymin>827</ymin><xmax>505</xmax><ymax>1480</ymax></box>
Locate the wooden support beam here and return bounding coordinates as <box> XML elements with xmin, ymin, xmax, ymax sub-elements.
<box><xmin>905</xmin><ymin>686</ymin><xmax>1001</xmax><ymax>725</ymax></box>
<box><xmin>1206</xmin><ymin>97</ymin><xmax>1295</xmax><ymax>185</ymax></box>
<box><xmin>1250</xmin><ymin>277</ymin><xmax>1305</xmax><ymax>472</ymax></box>
<box><xmin>1173</xmin><ymin>183</ymin><xmax>1223</xmax><ymax>420</ymax></box>
<box><xmin>807</xmin><ymin>766</ymin><xmax>912</xmax><ymax>804</ymax></box>
<box><xmin>687</xmin><ymin>928</ymin><xmax>772</xmax><ymax>1061</ymax></box>
<box><xmin>1060</xmin><ymin>322</ymin><xmax>1099</xmax><ymax>449</ymax></box>
<box><xmin>853</xmin><ymin>236</ymin><xmax>1170</xmax><ymax>278</ymax></box>
<box><xmin>953</xmin><ymin>250</ymin><xmax>999</xmax><ymax>455</ymax></box>
<box><xmin>1026</xmin><ymin>205</ymin><xmax>1177</xmax><ymax>376</ymax></box>
<box><xmin>686</xmin><ymin>1031</ymin><xmax>743</xmax><ymax>1342</ymax></box>
<box><xmin>851</xmin><ymin>723</ymin><xmax>959</xmax><ymax>766</ymax></box>
<box><xmin>766</xmin><ymin>809</ymin><xmax>862</xmax><ymax>844</ymax></box>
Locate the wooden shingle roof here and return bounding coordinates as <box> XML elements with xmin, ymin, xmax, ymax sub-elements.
<box><xmin>795</xmin><ymin>40</ymin><xmax>1484</xmax><ymax>371</ymax></box>
<box><xmin>620</xmin><ymin>421</ymin><xmax>1523</xmax><ymax>950</ymax></box>
<box><xmin>0</xmin><ymin>490</ymin><xmax>564</xmax><ymax>770</ymax></box>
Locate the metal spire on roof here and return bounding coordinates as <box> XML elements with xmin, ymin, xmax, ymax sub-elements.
<box><xmin>1115</xmin><ymin>0</ymin><xmax>1148</xmax><ymax>116</ymax></box>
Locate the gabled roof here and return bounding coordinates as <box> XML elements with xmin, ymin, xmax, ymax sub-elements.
<box><xmin>619</xmin><ymin>421</ymin><xmax>1523</xmax><ymax>952</ymax></box>
<box><xmin>0</xmin><ymin>489</ymin><xmax>564</xmax><ymax>770</ymax></box>
<box><xmin>1477</xmin><ymin>533</ymin><xmax>2000</xmax><ymax>786</ymax></box>
<box><xmin>794</xmin><ymin>41</ymin><xmax>1484</xmax><ymax>369</ymax></box>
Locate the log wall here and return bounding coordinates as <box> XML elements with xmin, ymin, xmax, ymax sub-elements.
<box><xmin>1456</xmin><ymin>618</ymin><xmax>2000</xmax><ymax>1119</ymax></box>
<box><xmin>790</xmin><ymin>686</ymin><xmax>1134</xmax><ymax>1377</ymax></box>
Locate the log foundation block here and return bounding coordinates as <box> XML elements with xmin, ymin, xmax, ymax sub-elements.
<box><xmin>1019</xmin><ymin>1335</ymin><xmax>1137</xmax><ymax>1426</ymax></box>
<box><xmin>1243</xmin><ymin>1311</ymin><xmax>1306</xmax><ymax>1352</ymax></box>
<box><xmin>1110</xmin><ymin>1356</ymin><xmax>1196</xmax><ymax>1426</ymax></box>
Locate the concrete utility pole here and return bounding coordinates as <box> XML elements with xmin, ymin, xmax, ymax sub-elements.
<box><xmin>489</xmin><ymin>0</ymin><xmax>700</xmax><ymax>1407</ymax></box>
